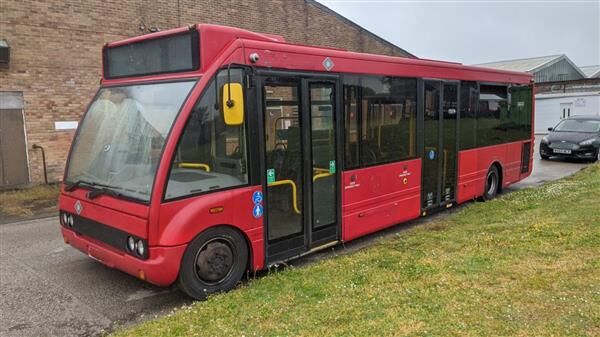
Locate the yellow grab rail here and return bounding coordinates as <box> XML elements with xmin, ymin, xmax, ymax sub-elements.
<box><xmin>268</xmin><ymin>179</ymin><xmax>301</xmax><ymax>214</ymax></box>
<box><xmin>178</xmin><ymin>162</ymin><xmax>211</xmax><ymax>172</ymax></box>
<box><xmin>313</xmin><ymin>167</ymin><xmax>329</xmax><ymax>174</ymax></box>
<box><xmin>313</xmin><ymin>172</ymin><xmax>332</xmax><ymax>182</ymax></box>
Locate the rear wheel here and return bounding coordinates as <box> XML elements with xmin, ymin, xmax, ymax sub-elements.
<box><xmin>483</xmin><ymin>166</ymin><xmax>500</xmax><ymax>201</ymax></box>
<box><xmin>178</xmin><ymin>227</ymin><xmax>248</xmax><ymax>300</ymax></box>
<box><xmin>540</xmin><ymin>153</ymin><xmax>550</xmax><ymax>160</ymax></box>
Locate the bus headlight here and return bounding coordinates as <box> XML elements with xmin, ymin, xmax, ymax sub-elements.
<box><xmin>136</xmin><ymin>240</ymin><xmax>145</xmax><ymax>256</ymax></box>
<box><xmin>67</xmin><ymin>215</ymin><xmax>74</xmax><ymax>227</ymax></box>
<box><xmin>62</xmin><ymin>213</ymin><xmax>69</xmax><ymax>226</ymax></box>
<box><xmin>127</xmin><ymin>236</ymin><xmax>136</xmax><ymax>252</ymax></box>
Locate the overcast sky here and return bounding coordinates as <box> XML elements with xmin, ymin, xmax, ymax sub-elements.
<box><xmin>317</xmin><ymin>0</ymin><xmax>600</xmax><ymax>66</ymax></box>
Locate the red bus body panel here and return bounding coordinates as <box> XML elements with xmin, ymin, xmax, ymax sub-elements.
<box><xmin>342</xmin><ymin>159</ymin><xmax>422</xmax><ymax>241</ymax></box>
<box><xmin>157</xmin><ymin>186</ymin><xmax>265</xmax><ymax>271</ymax></box>
<box><xmin>60</xmin><ymin>192</ymin><xmax>148</xmax><ymax>238</ymax></box>
<box><xmin>456</xmin><ymin>140</ymin><xmax>533</xmax><ymax>203</ymax></box>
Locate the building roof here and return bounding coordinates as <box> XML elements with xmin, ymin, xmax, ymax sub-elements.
<box><xmin>474</xmin><ymin>54</ymin><xmax>587</xmax><ymax>79</ymax></box>
<box><xmin>475</xmin><ymin>54</ymin><xmax>560</xmax><ymax>72</ymax></box>
<box><xmin>579</xmin><ymin>65</ymin><xmax>600</xmax><ymax>78</ymax></box>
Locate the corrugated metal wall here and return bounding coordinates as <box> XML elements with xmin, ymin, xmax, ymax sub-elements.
<box><xmin>535</xmin><ymin>59</ymin><xmax>584</xmax><ymax>83</ymax></box>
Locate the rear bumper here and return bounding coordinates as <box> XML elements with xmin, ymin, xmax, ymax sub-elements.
<box><xmin>61</xmin><ymin>227</ymin><xmax>186</xmax><ymax>287</ymax></box>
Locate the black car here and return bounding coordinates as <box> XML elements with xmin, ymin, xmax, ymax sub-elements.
<box><xmin>540</xmin><ymin>115</ymin><xmax>600</xmax><ymax>162</ymax></box>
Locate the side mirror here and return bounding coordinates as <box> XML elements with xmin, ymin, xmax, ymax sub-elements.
<box><xmin>547</xmin><ymin>127</ymin><xmax>553</xmax><ymax>131</ymax></box>
<box><xmin>222</xmin><ymin>83</ymin><xmax>244</xmax><ymax>126</ymax></box>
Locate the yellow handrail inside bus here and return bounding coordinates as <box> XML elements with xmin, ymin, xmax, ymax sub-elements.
<box><xmin>313</xmin><ymin>167</ymin><xmax>329</xmax><ymax>174</ymax></box>
<box><xmin>179</xmin><ymin>163</ymin><xmax>211</xmax><ymax>172</ymax></box>
<box><xmin>313</xmin><ymin>172</ymin><xmax>332</xmax><ymax>182</ymax></box>
<box><xmin>268</xmin><ymin>179</ymin><xmax>301</xmax><ymax>214</ymax></box>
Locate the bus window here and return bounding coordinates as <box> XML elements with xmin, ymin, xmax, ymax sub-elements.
<box><xmin>359</xmin><ymin>76</ymin><xmax>417</xmax><ymax>166</ymax></box>
<box><xmin>477</xmin><ymin>84</ymin><xmax>508</xmax><ymax>147</ymax></box>
<box><xmin>507</xmin><ymin>85</ymin><xmax>533</xmax><ymax>141</ymax></box>
<box><xmin>165</xmin><ymin>69</ymin><xmax>248</xmax><ymax>200</ymax></box>
<box><xmin>460</xmin><ymin>81</ymin><xmax>478</xmax><ymax>150</ymax></box>
<box><xmin>344</xmin><ymin>84</ymin><xmax>359</xmax><ymax>169</ymax></box>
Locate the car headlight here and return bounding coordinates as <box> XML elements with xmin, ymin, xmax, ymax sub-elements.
<box><xmin>541</xmin><ymin>136</ymin><xmax>549</xmax><ymax>143</ymax></box>
<box><xmin>580</xmin><ymin>138</ymin><xmax>597</xmax><ymax>146</ymax></box>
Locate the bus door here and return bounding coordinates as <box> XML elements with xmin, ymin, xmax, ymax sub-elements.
<box><xmin>258</xmin><ymin>72</ymin><xmax>340</xmax><ymax>264</ymax></box>
<box><xmin>422</xmin><ymin>80</ymin><xmax>459</xmax><ymax>211</ymax></box>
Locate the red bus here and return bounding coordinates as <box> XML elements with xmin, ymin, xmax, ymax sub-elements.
<box><xmin>59</xmin><ymin>24</ymin><xmax>534</xmax><ymax>299</ymax></box>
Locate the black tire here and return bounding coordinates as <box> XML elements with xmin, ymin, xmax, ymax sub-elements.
<box><xmin>178</xmin><ymin>227</ymin><xmax>248</xmax><ymax>300</ymax></box>
<box><xmin>592</xmin><ymin>149</ymin><xmax>600</xmax><ymax>163</ymax></box>
<box><xmin>483</xmin><ymin>165</ymin><xmax>500</xmax><ymax>201</ymax></box>
<box><xmin>540</xmin><ymin>153</ymin><xmax>550</xmax><ymax>160</ymax></box>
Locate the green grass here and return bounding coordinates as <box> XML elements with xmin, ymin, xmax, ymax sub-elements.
<box><xmin>0</xmin><ymin>184</ymin><xmax>59</xmax><ymax>218</ymax></box>
<box><xmin>114</xmin><ymin>164</ymin><xmax>600</xmax><ymax>337</ymax></box>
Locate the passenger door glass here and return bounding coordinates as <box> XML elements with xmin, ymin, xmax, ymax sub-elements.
<box><xmin>310</xmin><ymin>83</ymin><xmax>336</xmax><ymax>229</ymax></box>
<box><xmin>423</xmin><ymin>81</ymin><xmax>440</xmax><ymax>208</ymax></box>
<box><xmin>264</xmin><ymin>83</ymin><xmax>304</xmax><ymax>241</ymax></box>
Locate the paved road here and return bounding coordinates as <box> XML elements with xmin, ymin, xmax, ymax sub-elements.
<box><xmin>0</xmin><ymin>138</ymin><xmax>591</xmax><ymax>337</ymax></box>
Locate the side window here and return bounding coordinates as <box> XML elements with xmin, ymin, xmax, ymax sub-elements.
<box><xmin>345</xmin><ymin>75</ymin><xmax>417</xmax><ymax>168</ymax></box>
<box><xmin>507</xmin><ymin>85</ymin><xmax>533</xmax><ymax>141</ymax></box>
<box><xmin>343</xmin><ymin>77</ymin><xmax>360</xmax><ymax>169</ymax></box>
<box><xmin>477</xmin><ymin>84</ymin><xmax>508</xmax><ymax>147</ymax></box>
<box><xmin>361</xmin><ymin>76</ymin><xmax>417</xmax><ymax>166</ymax></box>
<box><xmin>460</xmin><ymin>81</ymin><xmax>478</xmax><ymax>149</ymax></box>
<box><xmin>165</xmin><ymin>69</ymin><xmax>248</xmax><ymax>200</ymax></box>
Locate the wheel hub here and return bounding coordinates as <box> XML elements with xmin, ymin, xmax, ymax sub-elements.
<box><xmin>487</xmin><ymin>172</ymin><xmax>497</xmax><ymax>194</ymax></box>
<box><xmin>195</xmin><ymin>240</ymin><xmax>234</xmax><ymax>284</ymax></box>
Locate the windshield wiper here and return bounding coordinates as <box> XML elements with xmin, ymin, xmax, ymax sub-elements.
<box><xmin>86</xmin><ymin>186</ymin><xmax>125</xmax><ymax>200</ymax></box>
<box><xmin>65</xmin><ymin>179</ymin><xmax>96</xmax><ymax>192</ymax></box>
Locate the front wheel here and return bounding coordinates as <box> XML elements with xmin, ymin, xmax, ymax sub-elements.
<box><xmin>178</xmin><ymin>227</ymin><xmax>248</xmax><ymax>300</ymax></box>
<box><xmin>540</xmin><ymin>153</ymin><xmax>550</xmax><ymax>160</ymax></box>
<box><xmin>483</xmin><ymin>166</ymin><xmax>500</xmax><ymax>201</ymax></box>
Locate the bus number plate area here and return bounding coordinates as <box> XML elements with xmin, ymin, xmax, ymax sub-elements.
<box><xmin>341</xmin><ymin>159</ymin><xmax>422</xmax><ymax>241</ymax></box>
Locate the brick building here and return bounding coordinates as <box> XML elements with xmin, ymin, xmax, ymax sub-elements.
<box><xmin>0</xmin><ymin>0</ymin><xmax>414</xmax><ymax>187</ymax></box>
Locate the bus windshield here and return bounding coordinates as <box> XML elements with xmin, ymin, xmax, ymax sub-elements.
<box><xmin>65</xmin><ymin>80</ymin><xmax>196</xmax><ymax>202</ymax></box>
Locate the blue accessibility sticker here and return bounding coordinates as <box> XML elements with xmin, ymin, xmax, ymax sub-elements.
<box><xmin>428</xmin><ymin>149</ymin><xmax>436</xmax><ymax>160</ymax></box>
<box><xmin>252</xmin><ymin>191</ymin><xmax>263</xmax><ymax>204</ymax></box>
<box><xmin>253</xmin><ymin>204</ymin><xmax>264</xmax><ymax>218</ymax></box>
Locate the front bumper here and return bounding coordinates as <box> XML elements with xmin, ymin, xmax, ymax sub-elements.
<box><xmin>540</xmin><ymin>142</ymin><xmax>598</xmax><ymax>159</ymax></box>
<box><xmin>61</xmin><ymin>226</ymin><xmax>186</xmax><ymax>287</ymax></box>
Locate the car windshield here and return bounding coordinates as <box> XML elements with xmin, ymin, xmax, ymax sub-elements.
<box><xmin>554</xmin><ymin>119</ymin><xmax>600</xmax><ymax>133</ymax></box>
<box><xmin>65</xmin><ymin>80</ymin><xmax>196</xmax><ymax>202</ymax></box>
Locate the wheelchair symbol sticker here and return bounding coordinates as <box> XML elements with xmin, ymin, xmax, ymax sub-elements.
<box><xmin>428</xmin><ymin>149</ymin><xmax>436</xmax><ymax>160</ymax></box>
<box><xmin>252</xmin><ymin>191</ymin><xmax>263</xmax><ymax>204</ymax></box>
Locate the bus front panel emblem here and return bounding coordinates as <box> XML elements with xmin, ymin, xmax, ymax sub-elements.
<box><xmin>322</xmin><ymin>57</ymin><xmax>334</xmax><ymax>71</ymax></box>
<box><xmin>74</xmin><ymin>200</ymin><xmax>83</xmax><ymax>215</ymax></box>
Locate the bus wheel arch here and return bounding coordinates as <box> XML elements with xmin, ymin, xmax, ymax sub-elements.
<box><xmin>177</xmin><ymin>225</ymin><xmax>250</xmax><ymax>300</ymax></box>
